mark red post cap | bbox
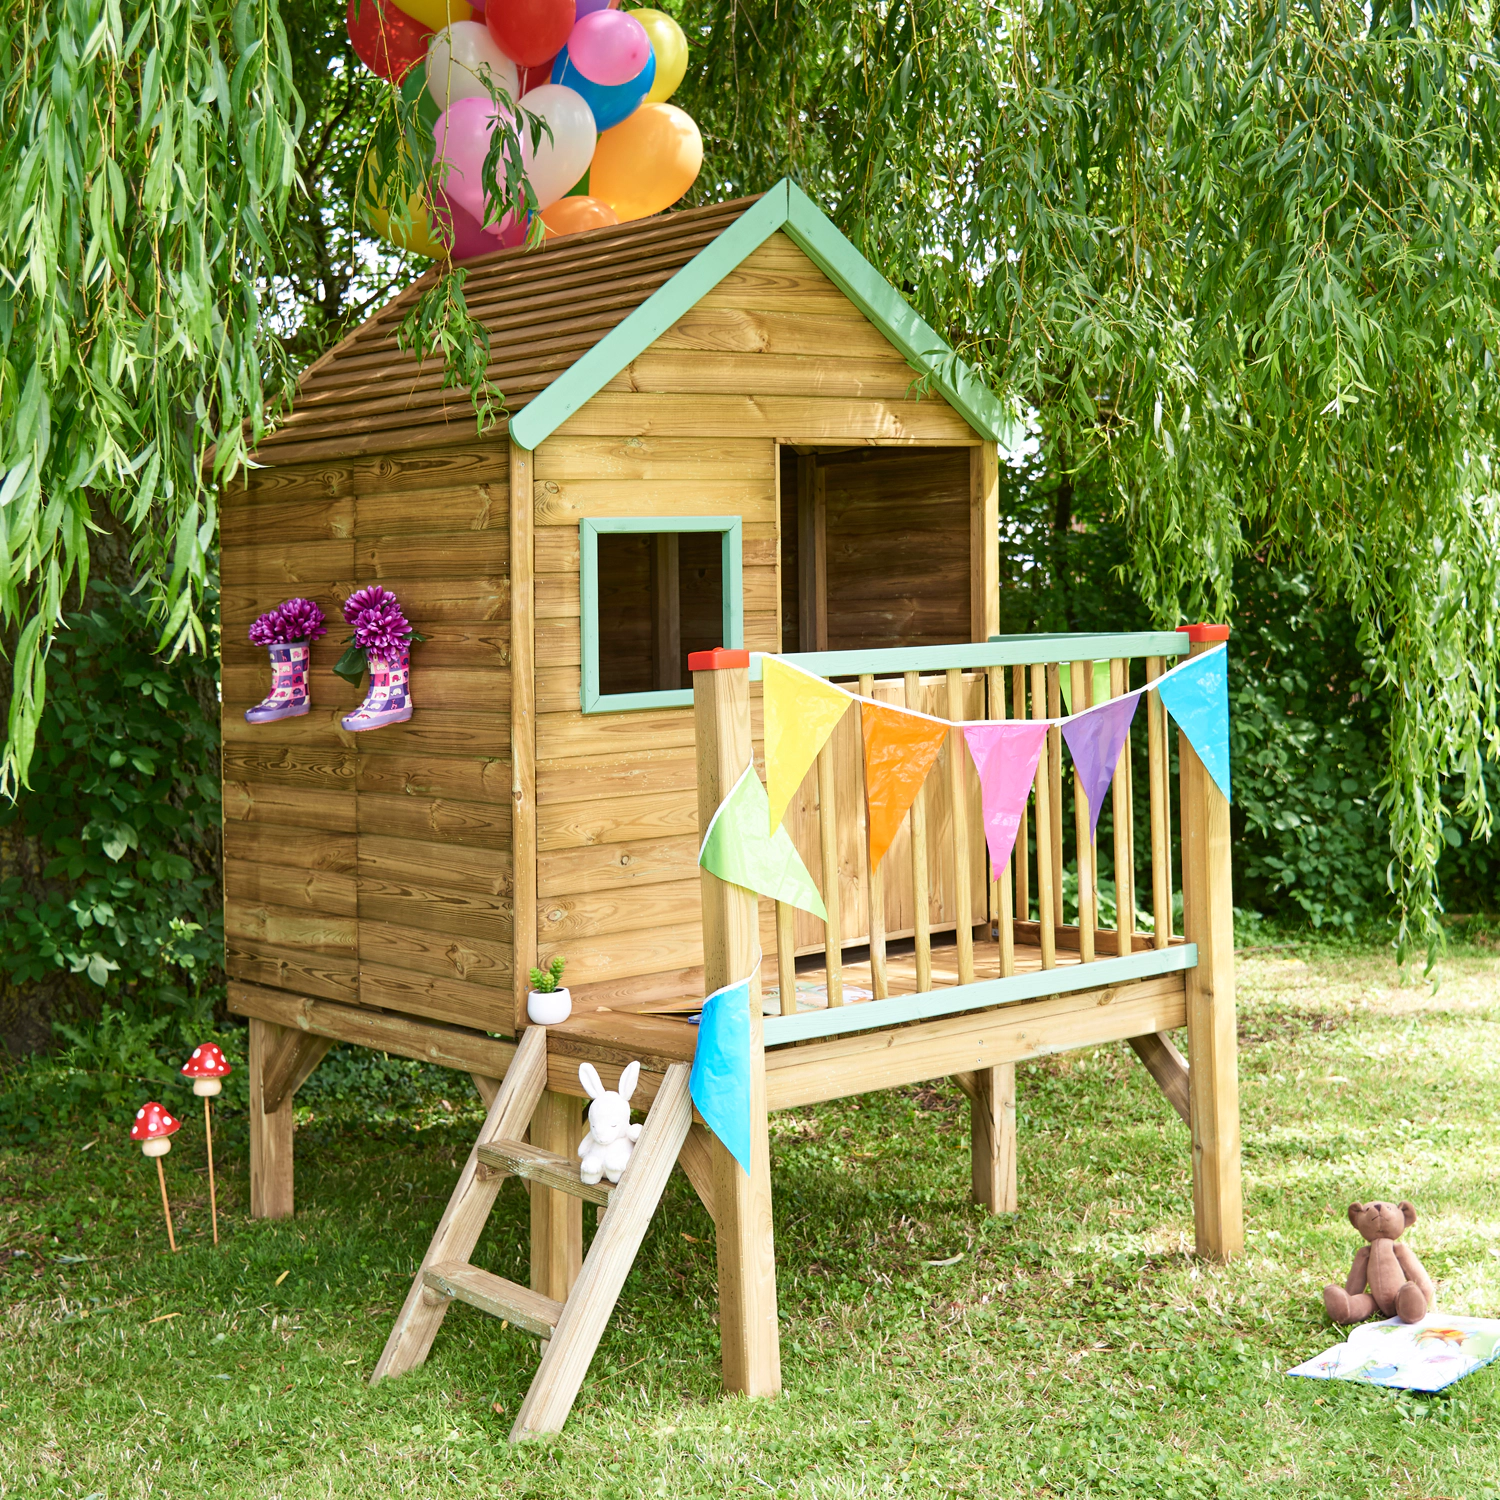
[688,648,750,672]
[1176,623,1231,643]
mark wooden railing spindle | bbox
[859,674,888,999]
[1011,663,1030,924]
[1145,655,1172,948]
[1069,659,1096,963]
[903,670,933,993]
[1029,662,1057,970]
[1109,658,1136,958]
[945,668,975,986]
[987,666,1016,978]
[1046,664,1064,928]
[816,736,844,1006]
[775,902,797,1016]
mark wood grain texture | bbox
[248,1019,295,1220]
[510,438,539,1036]
[528,1091,587,1299]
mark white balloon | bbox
[519,84,598,209]
[425,21,520,112]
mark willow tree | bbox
[672,0,1500,956]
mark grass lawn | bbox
[3,941,1498,1498]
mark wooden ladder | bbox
[369,1026,693,1439]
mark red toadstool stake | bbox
[181,1044,231,1245]
[130,1102,182,1252]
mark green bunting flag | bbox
[699,764,828,920]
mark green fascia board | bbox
[509,177,1014,451]
[746,631,1188,682]
[762,944,1197,1047]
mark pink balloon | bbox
[432,95,519,228]
[566,8,649,86]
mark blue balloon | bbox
[550,45,655,132]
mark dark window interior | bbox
[779,446,973,653]
[596,530,726,696]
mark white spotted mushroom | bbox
[130,1101,181,1158]
[181,1043,231,1097]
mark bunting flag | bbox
[1155,644,1231,800]
[699,763,828,919]
[962,721,1051,877]
[763,656,853,833]
[862,700,949,870]
[1059,660,1114,716]
[689,974,753,1176]
[1062,690,1142,840]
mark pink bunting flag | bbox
[1061,691,1142,840]
[963,722,1051,878]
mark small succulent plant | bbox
[528,956,566,994]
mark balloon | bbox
[518,83,597,208]
[347,0,432,83]
[566,9,650,86]
[432,95,513,225]
[632,9,688,102]
[540,194,619,237]
[366,194,447,258]
[550,44,653,131]
[426,20,520,110]
[430,186,507,259]
[519,57,556,93]
[389,0,474,28]
[589,102,702,221]
[486,0,575,68]
[575,0,619,13]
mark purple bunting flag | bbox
[1062,690,1142,840]
[963,722,1051,878]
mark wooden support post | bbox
[1029,663,1056,970]
[652,533,682,690]
[1128,1033,1191,1126]
[1070,660,1096,963]
[692,649,781,1399]
[816,735,844,1007]
[1012,664,1030,923]
[945,668,975,986]
[968,1063,1017,1213]
[530,1089,585,1302]
[904,670,933,992]
[1146,655,1173,945]
[1110,658,1136,958]
[510,439,539,1037]
[859,675,889,1000]
[249,1019,329,1220]
[796,456,827,652]
[1178,625,1243,1261]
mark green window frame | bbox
[579,515,744,713]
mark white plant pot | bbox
[527,987,572,1026]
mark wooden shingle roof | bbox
[255,194,762,466]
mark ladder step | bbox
[477,1137,615,1206]
[422,1263,563,1338]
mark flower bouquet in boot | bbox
[246,598,328,723]
[335,586,424,732]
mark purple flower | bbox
[249,597,327,646]
[343,585,414,659]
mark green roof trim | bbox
[508,177,1018,451]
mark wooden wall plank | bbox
[222,782,357,834]
[223,823,358,875]
[654,307,913,362]
[536,747,696,806]
[357,875,512,942]
[224,862,359,917]
[226,942,358,1004]
[221,494,354,547]
[356,962,515,1033]
[537,787,697,852]
[357,834,512,897]
[355,750,511,803]
[534,434,771,483]
[221,743,357,792]
[536,835,700,898]
[225,899,358,955]
[360,919,512,987]
[357,531,509,579]
[537,920,705,987]
[539,878,701,942]
[606,350,926,402]
[532,478,776,528]
[355,791,512,849]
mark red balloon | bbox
[347,0,432,83]
[486,0,576,69]
[519,56,557,94]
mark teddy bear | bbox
[1322,1200,1436,1325]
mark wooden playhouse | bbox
[222,180,1243,1437]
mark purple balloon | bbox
[574,0,619,13]
[567,8,649,85]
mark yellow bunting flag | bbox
[763,657,853,833]
[861,701,950,870]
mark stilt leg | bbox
[204,1097,219,1245]
[969,1063,1017,1213]
[156,1156,177,1252]
[248,1018,295,1220]
[530,1089,584,1302]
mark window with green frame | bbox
[579,516,744,713]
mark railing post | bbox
[1177,624,1244,1261]
[691,648,782,1399]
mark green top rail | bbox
[747,630,1189,682]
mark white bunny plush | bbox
[577,1061,643,1185]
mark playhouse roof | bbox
[255,179,1014,467]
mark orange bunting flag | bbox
[861,700,950,871]
[763,657,853,833]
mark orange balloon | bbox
[540,195,621,238]
[588,103,703,223]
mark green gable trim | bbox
[508,177,1015,451]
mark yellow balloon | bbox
[590,103,703,222]
[366,194,447,259]
[630,8,688,103]
[387,0,472,32]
